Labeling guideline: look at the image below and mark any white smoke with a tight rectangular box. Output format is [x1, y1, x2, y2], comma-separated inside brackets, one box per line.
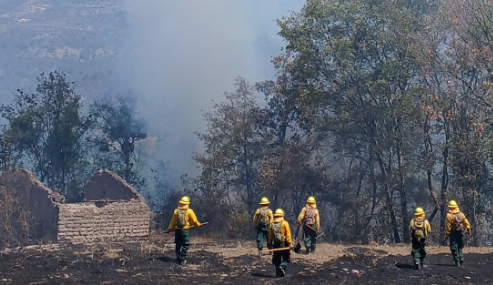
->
[117, 0, 303, 177]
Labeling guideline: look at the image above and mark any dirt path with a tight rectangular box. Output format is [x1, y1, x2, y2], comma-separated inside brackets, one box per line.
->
[0, 239, 491, 284]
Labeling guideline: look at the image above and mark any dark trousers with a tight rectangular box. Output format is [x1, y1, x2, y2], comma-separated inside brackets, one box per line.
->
[175, 229, 190, 262]
[272, 242, 291, 271]
[303, 224, 317, 251]
[450, 231, 465, 262]
[411, 238, 427, 265]
[256, 224, 269, 251]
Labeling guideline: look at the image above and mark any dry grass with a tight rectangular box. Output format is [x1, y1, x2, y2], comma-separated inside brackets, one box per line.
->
[202, 240, 493, 265]
[5, 232, 493, 269]
[87, 233, 493, 266]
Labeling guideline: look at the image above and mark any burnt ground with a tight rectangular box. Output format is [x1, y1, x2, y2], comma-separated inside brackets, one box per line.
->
[0, 238, 491, 285]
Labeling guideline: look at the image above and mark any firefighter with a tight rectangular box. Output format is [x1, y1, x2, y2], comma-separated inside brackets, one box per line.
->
[166, 196, 202, 265]
[297, 196, 320, 254]
[445, 200, 471, 267]
[268, 208, 292, 278]
[409, 207, 431, 270]
[253, 197, 274, 255]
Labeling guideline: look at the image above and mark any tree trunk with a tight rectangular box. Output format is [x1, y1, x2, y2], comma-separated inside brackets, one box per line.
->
[439, 122, 450, 237]
[397, 143, 410, 243]
[376, 151, 401, 243]
[424, 115, 440, 222]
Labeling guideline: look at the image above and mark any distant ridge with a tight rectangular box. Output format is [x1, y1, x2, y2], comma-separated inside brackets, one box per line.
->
[0, 0, 127, 100]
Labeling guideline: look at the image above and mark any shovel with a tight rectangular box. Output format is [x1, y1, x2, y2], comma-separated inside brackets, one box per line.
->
[306, 224, 325, 238]
[260, 247, 291, 255]
[306, 224, 319, 233]
[164, 222, 209, 233]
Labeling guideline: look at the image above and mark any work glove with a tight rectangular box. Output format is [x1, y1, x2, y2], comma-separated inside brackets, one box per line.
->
[468, 231, 472, 237]
[268, 244, 273, 250]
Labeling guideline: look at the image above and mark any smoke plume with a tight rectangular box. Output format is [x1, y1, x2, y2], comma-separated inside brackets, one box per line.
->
[116, 0, 303, 177]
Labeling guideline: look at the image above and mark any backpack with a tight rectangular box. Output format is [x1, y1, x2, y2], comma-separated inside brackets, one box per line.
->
[176, 209, 188, 229]
[304, 207, 316, 225]
[258, 208, 270, 225]
[272, 222, 285, 244]
[412, 218, 427, 239]
[450, 213, 465, 232]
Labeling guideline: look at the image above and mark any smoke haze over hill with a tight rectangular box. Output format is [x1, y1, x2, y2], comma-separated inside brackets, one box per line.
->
[0, 0, 303, 179]
[117, 0, 303, 176]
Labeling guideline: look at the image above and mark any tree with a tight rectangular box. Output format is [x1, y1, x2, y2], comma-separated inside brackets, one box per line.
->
[1, 72, 90, 200]
[277, 0, 436, 242]
[422, 0, 493, 243]
[194, 77, 269, 215]
[89, 95, 147, 185]
[256, 53, 332, 222]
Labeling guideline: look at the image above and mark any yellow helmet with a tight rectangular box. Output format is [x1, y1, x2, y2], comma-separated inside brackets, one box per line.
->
[274, 208, 285, 217]
[448, 200, 458, 208]
[306, 196, 316, 204]
[259, 197, 270, 205]
[414, 207, 425, 216]
[179, 196, 190, 205]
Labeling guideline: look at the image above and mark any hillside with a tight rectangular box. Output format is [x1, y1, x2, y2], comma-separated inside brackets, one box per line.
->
[0, 0, 126, 99]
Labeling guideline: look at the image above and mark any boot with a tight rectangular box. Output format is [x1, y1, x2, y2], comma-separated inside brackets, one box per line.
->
[454, 260, 461, 267]
[421, 259, 427, 268]
[275, 267, 282, 277]
[278, 267, 286, 277]
[414, 263, 420, 270]
[305, 248, 310, 255]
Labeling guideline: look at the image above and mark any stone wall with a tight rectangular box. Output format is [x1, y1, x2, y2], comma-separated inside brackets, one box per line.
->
[0, 169, 64, 241]
[83, 170, 142, 202]
[57, 170, 151, 244]
[0, 168, 152, 244]
[57, 200, 151, 244]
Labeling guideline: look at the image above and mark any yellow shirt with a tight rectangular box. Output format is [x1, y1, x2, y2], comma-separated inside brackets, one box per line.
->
[167, 204, 201, 231]
[297, 204, 320, 229]
[445, 207, 471, 236]
[409, 215, 431, 236]
[268, 217, 292, 246]
[253, 206, 273, 227]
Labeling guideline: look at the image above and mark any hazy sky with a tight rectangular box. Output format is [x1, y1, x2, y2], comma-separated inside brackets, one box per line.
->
[117, 1, 304, 177]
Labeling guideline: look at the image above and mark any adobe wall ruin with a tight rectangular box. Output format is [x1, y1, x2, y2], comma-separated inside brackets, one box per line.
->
[57, 170, 151, 244]
[0, 169, 151, 244]
[0, 169, 64, 241]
